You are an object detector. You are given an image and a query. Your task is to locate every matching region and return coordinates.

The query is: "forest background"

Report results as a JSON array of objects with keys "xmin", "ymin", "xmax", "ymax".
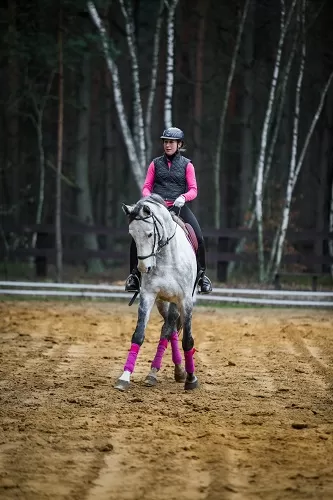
[{"xmin": 1, "ymin": 0, "xmax": 333, "ymax": 284}]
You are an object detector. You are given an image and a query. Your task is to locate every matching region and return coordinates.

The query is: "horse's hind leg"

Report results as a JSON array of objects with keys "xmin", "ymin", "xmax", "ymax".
[
  {"xmin": 167, "ymin": 305, "xmax": 186, "ymax": 383},
  {"xmin": 172, "ymin": 332, "xmax": 186, "ymax": 383},
  {"xmin": 144, "ymin": 301, "xmax": 185, "ymax": 386},
  {"xmin": 180, "ymin": 297, "xmax": 198, "ymax": 390}
]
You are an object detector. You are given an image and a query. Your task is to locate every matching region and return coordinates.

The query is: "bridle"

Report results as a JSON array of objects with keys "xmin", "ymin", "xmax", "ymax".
[{"xmin": 131, "ymin": 205, "xmax": 178, "ymax": 261}]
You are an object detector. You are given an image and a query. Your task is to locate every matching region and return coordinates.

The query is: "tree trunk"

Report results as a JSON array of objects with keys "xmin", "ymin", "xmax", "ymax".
[
  {"xmin": 164, "ymin": 0, "xmax": 179, "ymax": 128},
  {"xmin": 192, "ymin": 0, "xmax": 208, "ymax": 215},
  {"xmin": 315, "ymin": 125, "xmax": 329, "ymax": 273},
  {"xmin": 88, "ymin": 1, "xmax": 145, "ymax": 191},
  {"xmin": 75, "ymin": 52, "xmax": 103, "ymax": 273},
  {"xmin": 213, "ymin": 0, "xmax": 251, "ymax": 229},
  {"xmin": 31, "ymin": 113, "xmax": 46, "ymax": 254},
  {"xmin": 31, "ymin": 72, "xmax": 55, "ymax": 254},
  {"xmin": 239, "ymin": 0, "xmax": 255, "ymax": 223},
  {"xmin": 118, "ymin": 0, "xmax": 146, "ymax": 166},
  {"xmin": 7, "ymin": 0, "xmax": 20, "ymax": 224},
  {"xmin": 55, "ymin": 9, "xmax": 64, "ymax": 282},
  {"xmin": 145, "ymin": 0, "xmax": 164, "ymax": 160},
  {"xmin": 330, "ymin": 177, "xmax": 333, "ymax": 278},
  {"xmin": 105, "ymin": 71, "xmax": 115, "ymax": 245},
  {"xmin": 272, "ymin": 70, "xmax": 333, "ymax": 277},
  {"xmin": 255, "ymin": 0, "xmax": 297, "ymax": 281}
]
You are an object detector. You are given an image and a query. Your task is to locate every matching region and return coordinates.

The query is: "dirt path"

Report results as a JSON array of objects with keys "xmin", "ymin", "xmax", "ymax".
[{"xmin": 0, "ymin": 301, "xmax": 333, "ymax": 500}]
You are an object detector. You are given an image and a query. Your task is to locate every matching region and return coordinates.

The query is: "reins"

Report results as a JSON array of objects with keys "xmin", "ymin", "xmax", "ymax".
[
  {"xmin": 133, "ymin": 204, "xmax": 179, "ymax": 261},
  {"xmin": 127, "ymin": 203, "xmax": 179, "ymax": 306},
  {"xmin": 128, "ymin": 203, "xmax": 197, "ymax": 306}
]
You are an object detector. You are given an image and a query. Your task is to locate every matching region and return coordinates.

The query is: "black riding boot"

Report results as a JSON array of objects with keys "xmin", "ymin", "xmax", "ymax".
[
  {"xmin": 197, "ymin": 242, "xmax": 212, "ymax": 294},
  {"xmin": 125, "ymin": 239, "xmax": 141, "ymax": 293}
]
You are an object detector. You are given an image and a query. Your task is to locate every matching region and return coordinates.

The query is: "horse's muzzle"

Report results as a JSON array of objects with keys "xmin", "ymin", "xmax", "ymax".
[{"xmin": 138, "ymin": 260, "xmax": 154, "ymax": 274}]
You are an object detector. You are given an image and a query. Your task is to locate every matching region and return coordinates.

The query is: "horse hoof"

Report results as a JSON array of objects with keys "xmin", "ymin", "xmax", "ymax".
[
  {"xmin": 114, "ymin": 379, "xmax": 130, "ymax": 391},
  {"xmin": 144, "ymin": 375, "xmax": 158, "ymax": 386},
  {"xmin": 184, "ymin": 375, "xmax": 198, "ymax": 391},
  {"xmin": 174, "ymin": 365, "xmax": 186, "ymax": 383}
]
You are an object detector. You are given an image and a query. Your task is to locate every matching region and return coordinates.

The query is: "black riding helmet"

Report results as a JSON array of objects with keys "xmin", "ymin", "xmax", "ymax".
[{"xmin": 160, "ymin": 127, "xmax": 184, "ymax": 141}]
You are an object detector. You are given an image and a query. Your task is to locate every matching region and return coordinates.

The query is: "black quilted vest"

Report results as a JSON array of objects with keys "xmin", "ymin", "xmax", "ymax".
[{"xmin": 152, "ymin": 153, "xmax": 190, "ymax": 202}]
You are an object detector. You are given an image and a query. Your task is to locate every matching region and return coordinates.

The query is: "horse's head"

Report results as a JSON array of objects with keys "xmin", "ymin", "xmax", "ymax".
[{"xmin": 122, "ymin": 195, "xmax": 171, "ymax": 274}]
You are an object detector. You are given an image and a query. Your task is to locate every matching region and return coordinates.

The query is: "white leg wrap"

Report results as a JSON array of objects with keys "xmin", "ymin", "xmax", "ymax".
[{"xmin": 118, "ymin": 370, "xmax": 131, "ymax": 383}]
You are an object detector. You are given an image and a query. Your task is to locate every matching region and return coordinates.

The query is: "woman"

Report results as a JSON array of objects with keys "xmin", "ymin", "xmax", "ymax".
[{"xmin": 125, "ymin": 126, "xmax": 212, "ymax": 294}]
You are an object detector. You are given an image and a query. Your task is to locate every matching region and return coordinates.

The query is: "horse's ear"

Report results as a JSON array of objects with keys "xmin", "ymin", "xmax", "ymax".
[
  {"xmin": 143, "ymin": 204, "xmax": 151, "ymax": 215},
  {"xmin": 122, "ymin": 203, "xmax": 133, "ymax": 216}
]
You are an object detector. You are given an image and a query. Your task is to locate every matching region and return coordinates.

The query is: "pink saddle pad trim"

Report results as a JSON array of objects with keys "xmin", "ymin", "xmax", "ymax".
[{"xmin": 184, "ymin": 223, "xmax": 198, "ymax": 253}]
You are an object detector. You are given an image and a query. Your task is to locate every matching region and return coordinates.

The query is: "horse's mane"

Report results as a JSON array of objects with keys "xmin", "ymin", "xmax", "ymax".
[
  {"xmin": 128, "ymin": 194, "xmax": 168, "ymax": 223},
  {"xmin": 140, "ymin": 193, "xmax": 167, "ymax": 207}
]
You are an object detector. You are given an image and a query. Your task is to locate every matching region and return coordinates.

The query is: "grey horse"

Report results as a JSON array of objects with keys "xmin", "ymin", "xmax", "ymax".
[{"xmin": 115, "ymin": 194, "xmax": 199, "ymax": 391}]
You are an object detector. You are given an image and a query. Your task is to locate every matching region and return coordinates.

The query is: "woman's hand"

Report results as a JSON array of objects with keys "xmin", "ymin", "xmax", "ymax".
[{"xmin": 173, "ymin": 195, "xmax": 186, "ymax": 208}]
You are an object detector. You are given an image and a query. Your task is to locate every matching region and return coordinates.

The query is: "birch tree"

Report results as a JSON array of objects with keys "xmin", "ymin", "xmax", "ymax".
[
  {"xmin": 266, "ymin": 0, "xmax": 306, "ymax": 278},
  {"xmin": 164, "ymin": 0, "xmax": 179, "ymax": 128},
  {"xmin": 229, "ymin": 0, "xmax": 324, "ymax": 281},
  {"xmin": 271, "ymin": 69, "xmax": 333, "ymax": 277},
  {"xmin": 213, "ymin": 0, "xmax": 251, "ymax": 229},
  {"xmin": 145, "ymin": 0, "xmax": 165, "ymax": 160},
  {"xmin": 118, "ymin": 0, "xmax": 146, "ymax": 167},
  {"xmin": 25, "ymin": 72, "xmax": 55, "ymax": 253},
  {"xmin": 87, "ymin": 1, "xmax": 145, "ymax": 189},
  {"xmin": 88, "ymin": 0, "xmax": 179, "ymax": 191},
  {"xmin": 254, "ymin": 0, "xmax": 297, "ymax": 281}
]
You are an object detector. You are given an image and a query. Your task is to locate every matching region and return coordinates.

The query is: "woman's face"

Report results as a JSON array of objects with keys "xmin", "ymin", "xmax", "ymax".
[{"xmin": 163, "ymin": 139, "xmax": 180, "ymax": 156}]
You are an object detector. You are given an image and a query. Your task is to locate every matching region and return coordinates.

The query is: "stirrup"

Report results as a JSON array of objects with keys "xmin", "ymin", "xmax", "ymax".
[
  {"xmin": 125, "ymin": 273, "xmax": 140, "ymax": 293},
  {"xmin": 198, "ymin": 273, "xmax": 212, "ymax": 294}
]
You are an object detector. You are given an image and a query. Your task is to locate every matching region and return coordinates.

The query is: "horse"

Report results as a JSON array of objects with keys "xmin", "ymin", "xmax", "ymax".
[{"xmin": 115, "ymin": 194, "xmax": 199, "ymax": 392}]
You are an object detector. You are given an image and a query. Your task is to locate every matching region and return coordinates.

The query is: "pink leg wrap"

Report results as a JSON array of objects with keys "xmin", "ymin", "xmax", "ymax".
[
  {"xmin": 184, "ymin": 348, "xmax": 196, "ymax": 374},
  {"xmin": 170, "ymin": 331, "xmax": 182, "ymax": 365},
  {"xmin": 151, "ymin": 338, "xmax": 168, "ymax": 370},
  {"xmin": 124, "ymin": 343, "xmax": 140, "ymax": 373}
]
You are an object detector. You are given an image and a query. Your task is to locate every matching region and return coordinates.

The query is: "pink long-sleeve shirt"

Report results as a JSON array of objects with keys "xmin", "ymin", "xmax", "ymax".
[{"xmin": 142, "ymin": 159, "xmax": 198, "ymax": 207}]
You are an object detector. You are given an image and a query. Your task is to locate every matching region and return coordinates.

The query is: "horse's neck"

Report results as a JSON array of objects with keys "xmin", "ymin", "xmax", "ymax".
[{"xmin": 157, "ymin": 219, "xmax": 181, "ymax": 261}]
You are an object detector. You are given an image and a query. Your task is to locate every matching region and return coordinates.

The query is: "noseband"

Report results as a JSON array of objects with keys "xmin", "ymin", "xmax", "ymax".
[{"xmin": 131, "ymin": 208, "xmax": 177, "ymax": 261}]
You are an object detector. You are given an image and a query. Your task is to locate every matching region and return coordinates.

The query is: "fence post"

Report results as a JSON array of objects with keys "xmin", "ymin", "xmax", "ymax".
[
  {"xmin": 273, "ymin": 273, "xmax": 281, "ymax": 290},
  {"xmin": 217, "ymin": 236, "xmax": 229, "ymax": 282},
  {"xmin": 311, "ymin": 275, "xmax": 318, "ymax": 291}
]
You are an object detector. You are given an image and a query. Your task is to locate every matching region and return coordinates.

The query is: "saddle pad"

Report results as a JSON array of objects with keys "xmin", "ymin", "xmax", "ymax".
[{"xmin": 185, "ymin": 223, "xmax": 198, "ymax": 253}]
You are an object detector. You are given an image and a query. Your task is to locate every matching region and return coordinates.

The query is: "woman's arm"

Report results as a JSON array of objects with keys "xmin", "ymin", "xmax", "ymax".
[
  {"xmin": 142, "ymin": 161, "xmax": 155, "ymax": 197},
  {"xmin": 183, "ymin": 163, "xmax": 198, "ymax": 202}
]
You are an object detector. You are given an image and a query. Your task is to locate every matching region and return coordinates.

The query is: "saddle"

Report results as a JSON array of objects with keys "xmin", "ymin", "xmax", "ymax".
[{"xmin": 170, "ymin": 213, "xmax": 198, "ymax": 253}]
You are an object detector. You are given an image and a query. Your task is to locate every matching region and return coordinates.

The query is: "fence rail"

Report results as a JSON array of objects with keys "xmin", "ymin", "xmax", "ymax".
[
  {"xmin": 1, "ymin": 223, "xmax": 333, "ymax": 284},
  {"xmin": 0, "ymin": 281, "xmax": 332, "ymax": 308}
]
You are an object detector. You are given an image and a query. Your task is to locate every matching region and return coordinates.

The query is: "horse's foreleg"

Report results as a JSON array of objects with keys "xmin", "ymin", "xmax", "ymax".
[
  {"xmin": 181, "ymin": 299, "xmax": 198, "ymax": 390},
  {"xmin": 115, "ymin": 294, "xmax": 155, "ymax": 391},
  {"xmin": 144, "ymin": 337, "xmax": 168, "ymax": 386},
  {"xmin": 145, "ymin": 300, "xmax": 173, "ymax": 386}
]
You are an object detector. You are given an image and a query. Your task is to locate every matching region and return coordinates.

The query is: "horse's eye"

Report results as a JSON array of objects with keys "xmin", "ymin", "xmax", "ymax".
[{"xmin": 148, "ymin": 233, "xmax": 153, "ymax": 238}]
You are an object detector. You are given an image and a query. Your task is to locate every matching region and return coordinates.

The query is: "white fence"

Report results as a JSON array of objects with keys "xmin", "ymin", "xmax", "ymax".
[{"xmin": 1, "ymin": 281, "xmax": 332, "ymax": 307}]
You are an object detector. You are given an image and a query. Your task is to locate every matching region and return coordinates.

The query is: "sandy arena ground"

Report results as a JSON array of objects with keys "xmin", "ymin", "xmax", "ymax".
[{"xmin": 0, "ymin": 300, "xmax": 333, "ymax": 500}]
